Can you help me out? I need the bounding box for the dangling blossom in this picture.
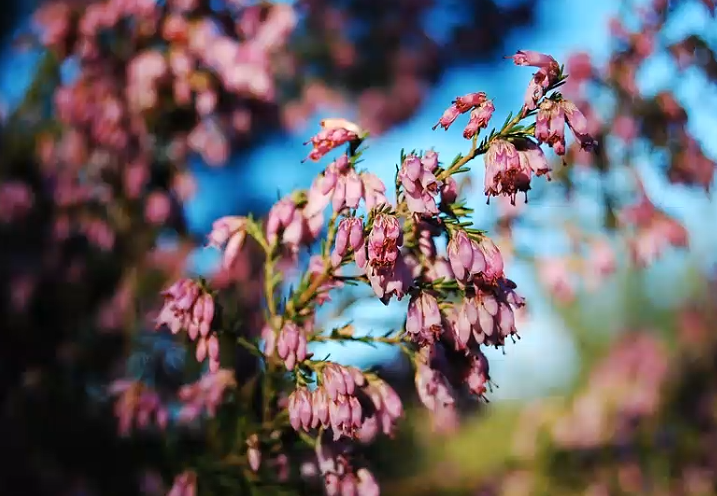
[109,380,168,435]
[331,217,365,267]
[358,213,412,303]
[357,378,403,442]
[207,216,247,268]
[433,91,495,138]
[463,99,495,139]
[305,155,363,216]
[405,291,443,345]
[315,437,380,496]
[446,230,486,282]
[274,321,309,370]
[177,369,237,422]
[303,119,362,162]
[266,195,323,254]
[535,99,597,156]
[398,153,442,215]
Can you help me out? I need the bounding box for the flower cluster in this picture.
[156,279,220,372]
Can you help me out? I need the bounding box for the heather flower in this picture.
[484,138,531,204]
[311,387,331,429]
[536,99,596,155]
[446,230,486,282]
[358,213,413,301]
[516,138,551,178]
[331,217,365,267]
[167,471,197,496]
[328,393,363,440]
[432,104,461,131]
[509,50,559,72]
[405,291,443,344]
[109,380,168,435]
[195,333,220,372]
[305,155,364,216]
[360,172,390,210]
[415,362,455,412]
[266,196,323,253]
[177,369,236,422]
[463,99,495,139]
[288,387,314,432]
[455,287,521,348]
[535,99,566,154]
[463,349,491,398]
[474,235,505,282]
[398,154,442,215]
[304,121,361,162]
[276,321,309,370]
[523,69,551,111]
[321,363,365,401]
[156,279,201,335]
[433,92,489,131]
[357,378,403,442]
[207,216,247,269]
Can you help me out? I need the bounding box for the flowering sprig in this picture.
[125,50,598,495]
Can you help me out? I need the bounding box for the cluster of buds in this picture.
[432,91,495,139]
[357,213,413,304]
[288,364,364,440]
[266,195,324,255]
[176,369,237,423]
[398,153,442,215]
[109,380,168,435]
[483,138,551,204]
[535,98,596,155]
[306,154,390,217]
[156,278,220,372]
[263,321,311,370]
[315,435,380,496]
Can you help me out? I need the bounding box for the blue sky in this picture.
[2,0,714,401]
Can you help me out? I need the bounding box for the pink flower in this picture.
[406,291,443,345]
[207,216,247,269]
[433,92,489,132]
[276,322,309,370]
[415,362,455,412]
[398,154,442,215]
[331,217,365,267]
[177,369,236,421]
[109,381,168,435]
[305,155,364,215]
[303,121,361,162]
[357,379,403,442]
[266,196,323,254]
[288,387,314,432]
[463,100,495,139]
[447,230,486,282]
[484,139,531,204]
[536,99,597,155]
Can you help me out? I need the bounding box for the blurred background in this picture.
[1,0,717,494]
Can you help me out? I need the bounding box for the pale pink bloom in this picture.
[207,216,247,269]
